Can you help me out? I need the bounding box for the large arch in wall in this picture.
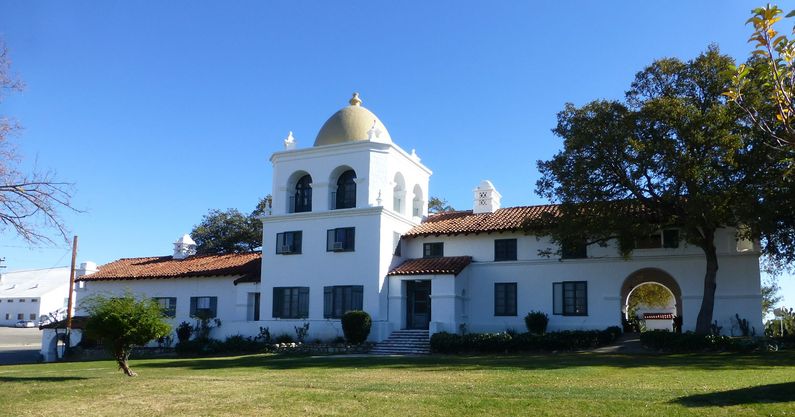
[620,268,683,319]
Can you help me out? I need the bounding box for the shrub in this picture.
[524,311,549,335]
[431,327,620,354]
[430,332,464,353]
[294,322,310,343]
[640,330,757,353]
[341,310,372,344]
[223,335,260,352]
[274,333,294,344]
[176,322,193,343]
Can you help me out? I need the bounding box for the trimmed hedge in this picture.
[524,311,549,334]
[431,326,622,354]
[640,330,757,352]
[341,310,372,344]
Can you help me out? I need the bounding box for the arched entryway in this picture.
[620,268,682,332]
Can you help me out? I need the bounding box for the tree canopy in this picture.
[528,47,751,334]
[191,196,270,254]
[428,196,455,214]
[83,293,171,376]
[0,39,79,244]
[725,4,795,270]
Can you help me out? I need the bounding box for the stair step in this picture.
[372,329,432,355]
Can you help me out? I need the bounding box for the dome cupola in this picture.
[314,93,392,146]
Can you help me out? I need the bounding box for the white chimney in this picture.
[76,261,98,278]
[473,180,502,214]
[173,234,197,259]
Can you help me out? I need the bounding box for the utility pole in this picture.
[65,236,78,354]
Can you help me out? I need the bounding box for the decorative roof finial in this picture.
[349,92,362,106]
[284,131,296,150]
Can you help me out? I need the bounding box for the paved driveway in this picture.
[0,327,42,365]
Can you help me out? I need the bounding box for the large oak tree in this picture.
[528,47,752,334]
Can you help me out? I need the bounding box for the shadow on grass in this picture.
[0,376,88,383]
[673,381,795,407]
[134,350,795,373]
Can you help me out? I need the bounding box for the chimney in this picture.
[173,234,197,259]
[473,180,502,214]
[75,261,98,278]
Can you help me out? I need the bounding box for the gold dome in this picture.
[314,93,392,147]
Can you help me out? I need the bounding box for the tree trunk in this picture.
[114,349,137,377]
[695,228,719,334]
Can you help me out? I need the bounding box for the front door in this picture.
[406,280,431,329]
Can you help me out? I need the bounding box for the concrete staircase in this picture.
[371,330,430,355]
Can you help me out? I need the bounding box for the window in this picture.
[17,313,23,320]
[494,283,517,316]
[18,299,25,303]
[327,227,355,252]
[423,242,444,258]
[30,299,38,303]
[635,233,662,249]
[29,314,36,320]
[553,281,588,316]
[324,285,364,318]
[4,313,8,320]
[276,231,303,254]
[272,287,309,318]
[247,292,260,321]
[154,297,177,318]
[663,229,680,248]
[334,170,357,209]
[293,175,312,213]
[189,296,217,318]
[7,299,12,303]
[494,239,517,261]
[561,240,587,259]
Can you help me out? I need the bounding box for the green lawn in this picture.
[1,352,795,416]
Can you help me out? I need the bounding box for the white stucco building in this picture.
[73,93,763,346]
[0,266,75,326]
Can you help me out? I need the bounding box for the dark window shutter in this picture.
[272,288,281,318]
[352,286,363,311]
[295,231,302,253]
[327,229,335,251]
[190,297,198,317]
[348,228,355,251]
[210,297,218,318]
[298,287,310,318]
[552,283,562,315]
[276,233,284,253]
[507,284,517,315]
[663,229,679,248]
[324,287,333,318]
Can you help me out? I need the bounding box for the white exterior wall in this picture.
[258,137,431,342]
[74,276,262,340]
[398,228,762,334]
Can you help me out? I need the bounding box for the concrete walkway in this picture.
[591,333,648,354]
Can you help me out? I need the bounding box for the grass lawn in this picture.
[1,351,795,416]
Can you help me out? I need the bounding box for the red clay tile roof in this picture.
[388,256,472,276]
[77,252,261,282]
[403,205,559,237]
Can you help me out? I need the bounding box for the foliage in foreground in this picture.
[430,327,622,354]
[83,293,171,376]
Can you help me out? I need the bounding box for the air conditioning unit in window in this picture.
[280,245,292,254]
[332,242,345,251]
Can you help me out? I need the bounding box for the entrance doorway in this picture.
[620,268,682,332]
[406,280,431,329]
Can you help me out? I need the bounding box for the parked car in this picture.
[14,320,36,328]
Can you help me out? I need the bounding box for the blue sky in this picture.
[1,1,791,307]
